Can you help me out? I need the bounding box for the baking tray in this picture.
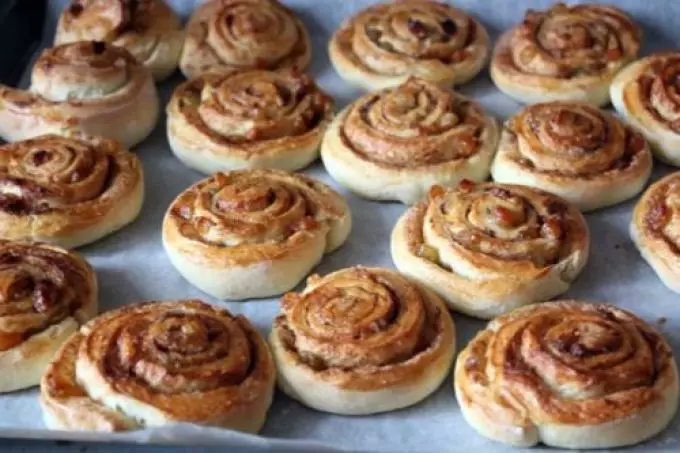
[1,0,679,451]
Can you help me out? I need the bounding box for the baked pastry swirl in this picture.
[491,3,641,106]
[270,267,455,415]
[0,241,96,393]
[491,101,653,211]
[55,0,184,81]
[40,299,275,433]
[167,70,334,174]
[321,77,499,204]
[329,0,489,91]
[162,170,351,300]
[631,172,680,293]
[454,301,679,449]
[179,0,311,79]
[0,41,159,148]
[0,134,143,249]
[391,182,589,319]
[611,52,680,165]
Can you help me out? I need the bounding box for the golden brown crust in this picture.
[618,52,680,133]
[40,299,276,433]
[0,134,143,247]
[491,101,653,211]
[391,181,589,318]
[0,41,159,148]
[336,77,493,168]
[0,241,96,352]
[163,170,349,267]
[179,0,311,79]
[0,240,97,392]
[631,172,680,292]
[273,267,454,391]
[321,77,498,203]
[329,0,489,89]
[166,70,334,173]
[55,0,183,81]
[611,52,680,165]
[455,300,679,445]
[491,3,641,104]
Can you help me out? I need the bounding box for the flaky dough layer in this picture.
[454,301,679,449]
[270,267,455,415]
[0,241,97,393]
[321,77,498,204]
[162,170,351,300]
[391,181,589,319]
[41,299,275,433]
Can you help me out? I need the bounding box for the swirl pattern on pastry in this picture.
[491,101,652,211]
[0,41,159,148]
[0,241,96,393]
[40,299,275,433]
[167,70,334,174]
[179,0,311,79]
[631,171,680,293]
[491,3,641,106]
[162,170,351,300]
[270,266,455,415]
[321,77,498,204]
[55,0,184,81]
[611,51,680,165]
[329,0,489,90]
[391,181,589,319]
[0,134,143,248]
[454,301,679,449]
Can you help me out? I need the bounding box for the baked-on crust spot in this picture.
[40,299,276,433]
[391,181,589,319]
[491,3,641,106]
[328,0,490,90]
[0,134,143,249]
[321,77,498,204]
[271,267,455,414]
[179,0,311,79]
[491,101,653,212]
[454,300,679,448]
[167,69,334,173]
[55,0,184,81]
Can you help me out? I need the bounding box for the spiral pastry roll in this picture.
[0,41,159,148]
[40,299,275,433]
[391,182,589,319]
[491,3,641,106]
[163,170,351,300]
[270,267,455,415]
[455,301,679,449]
[167,70,334,174]
[179,0,311,79]
[630,172,680,293]
[329,1,489,91]
[491,101,653,212]
[55,0,184,81]
[0,134,143,249]
[611,52,680,166]
[0,241,96,393]
[321,77,498,204]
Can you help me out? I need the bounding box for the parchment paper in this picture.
[1,0,679,451]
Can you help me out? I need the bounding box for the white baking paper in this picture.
[0,0,679,451]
